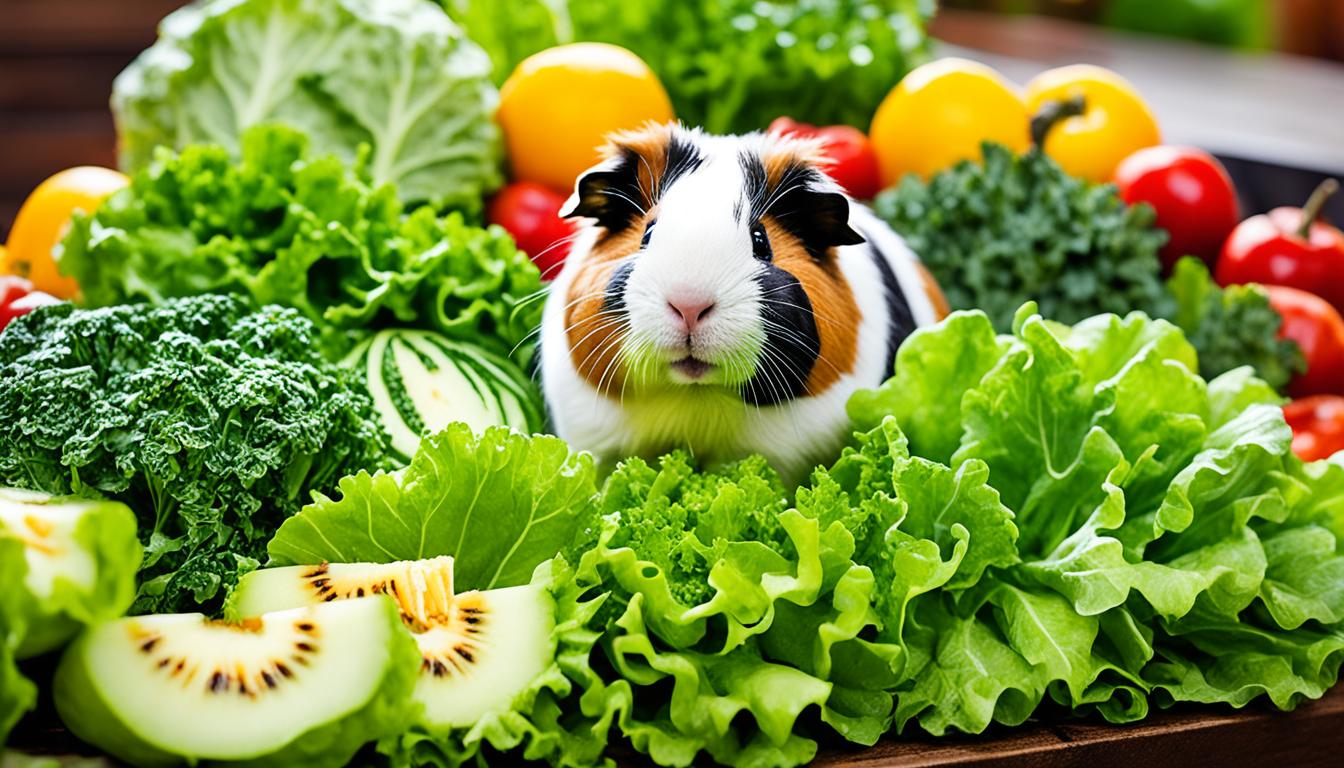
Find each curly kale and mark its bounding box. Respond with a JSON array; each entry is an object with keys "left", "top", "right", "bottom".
[
  {"left": 874, "top": 142, "right": 1302, "bottom": 390},
  {"left": 596, "top": 452, "right": 791, "bottom": 608},
  {"left": 0, "top": 295, "right": 389, "bottom": 614}
]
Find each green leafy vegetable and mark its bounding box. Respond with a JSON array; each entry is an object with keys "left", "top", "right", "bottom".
[
  {"left": 59, "top": 126, "right": 542, "bottom": 360},
  {"left": 444, "top": 0, "right": 932, "bottom": 134},
  {"left": 840, "top": 303, "right": 1344, "bottom": 735},
  {"left": 1167, "top": 257, "right": 1303, "bottom": 390},
  {"left": 113, "top": 0, "right": 503, "bottom": 211},
  {"left": 873, "top": 143, "right": 1301, "bottom": 389},
  {"left": 0, "top": 536, "right": 37, "bottom": 744},
  {"left": 0, "top": 296, "right": 387, "bottom": 614},
  {"left": 268, "top": 423, "right": 598, "bottom": 591}
]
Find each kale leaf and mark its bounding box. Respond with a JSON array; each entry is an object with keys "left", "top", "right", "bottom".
[
  {"left": 0, "top": 296, "right": 389, "bottom": 614},
  {"left": 874, "top": 142, "right": 1302, "bottom": 390}
]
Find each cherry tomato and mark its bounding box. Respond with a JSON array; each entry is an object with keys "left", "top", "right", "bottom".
[
  {"left": 1217, "top": 179, "right": 1344, "bottom": 315},
  {"left": 1264, "top": 284, "right": 1344, "bottom": 398},
  {"left": 487, "top": 182, "right": 578, "bottom": 280},
  {"left": 0, "top": 275, "right": 60, "bottom": 332},
  {"left": 1113, "top": 145, "right": 1239, "bottom": 271},
  {"left": 768, "top": 117, "right": 883, "bottom": 200},
  {"left": 1283, "top": 395, "right": 1344, "bottom": 462}
]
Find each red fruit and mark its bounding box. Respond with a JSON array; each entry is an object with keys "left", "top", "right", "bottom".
[
  {"left": 768, "top": 117, "right": 883, "bottom": 200},
  {"left": 1217, "top": 179, "right": 1344, "bottom": 315},
  {"left": 487, "top": 182, "right": 578, "bottom": 280},
  {"left": 1283, "top": 395, "right": 1344, "bottom": 462},
  {"left": 1113, "top": 145, "right": 1239, "bottom": 271},
  {"left": 1264, "top": 284, "right": 1344, "bottom": 398},
  {"left": 0, "top": 275, "right": 59, "bottom": 331}
]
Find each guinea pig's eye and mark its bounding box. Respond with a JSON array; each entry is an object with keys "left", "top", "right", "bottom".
[
  {"left": 750, "top": 222, "right": 772, "bottom": 262},
  {"left": 640, "top": 219, "right": 656, "bottom": 248}
]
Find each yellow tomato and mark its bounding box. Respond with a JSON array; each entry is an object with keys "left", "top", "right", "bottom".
[
  {"left": 498, "top": 43, "right": 675, "bottom": 193},
  {"left": 4, "top": 166, "right": 128, "bottom": 298},
  {"left": 869, "top": 57, "right": 1029, "bottom": 185},
  {"left": 1024, "top": 64, "right": 1161, "bottom": 183}
]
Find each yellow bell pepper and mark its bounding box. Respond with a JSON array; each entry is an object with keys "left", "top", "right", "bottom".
[
  {"left": 3, "top": 166, "right": 129, "bottom": 299},
  {"left": 1024, "top": 64, "right": 1161, "bottom": 183},
  {"left": 869, "top": 57, "right": 1029, "bottom": 185}
]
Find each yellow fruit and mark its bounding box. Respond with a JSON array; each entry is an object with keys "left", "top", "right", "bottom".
[
  {"left": 869, "top": 57, "right": 1029, "bottom": 185},
  {"left": 4, "top": 166, "right": 129, "bottom": 299},
  {"left": 498, "top": 43, "right": 675, "bottom": 193},
  {"left": 1025, "top": 64, "right": 1161, "bottom": 183}
]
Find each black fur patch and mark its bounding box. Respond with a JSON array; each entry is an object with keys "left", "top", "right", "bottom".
[
  {"left": 565, "top": 133, "right": 704, "bottom": 233},
  {"left": 738, "top": 150, "right": 865, "bottom": 259},
  {"left": 742, "top": 267, "right": 820, "bottom": 406},
  {"left": 603, "top": 261, "right": 636, "bottom": 314},
  {"left": 866, "top": 237, "right": 917, "bottom": 378}
]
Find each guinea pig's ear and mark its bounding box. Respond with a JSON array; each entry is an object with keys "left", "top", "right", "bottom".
[
  {"left": 559, "top": 159, "right": 638, "bottom": 230},
  {"left": 769, "top": 174, "right": 866, "bottom": 255}
]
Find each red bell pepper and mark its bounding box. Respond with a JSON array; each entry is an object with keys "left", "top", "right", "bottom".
[
  {"left": 1264, "top": 284, "right": 1344, "bottom": 398},
  {"left": 1284, "top": 395, "right": 1344, "bottom": 462},
  {"left": 1217, "top": 178, "right": 1344, "bottom": 314}
]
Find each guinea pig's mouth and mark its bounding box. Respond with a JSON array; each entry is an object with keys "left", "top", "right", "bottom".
[{"left": 669, "top": 356, "right": 713, "bottom": 382}]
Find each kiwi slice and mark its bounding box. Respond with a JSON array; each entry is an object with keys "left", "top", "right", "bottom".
[
  {"left": 230, "top": 558, "right": 554, "bottom": 731},
  {"left": 53, "top": 597, "right": 421, "bottom": 767}
]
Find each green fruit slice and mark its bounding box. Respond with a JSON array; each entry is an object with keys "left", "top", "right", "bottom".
[
  {"left": 0, "top": 487, "right": 140, "bottom": 658},
  {"left": 54, "top": 597, "right": 420, "bottom": 768},
  {"left": 229, "top": 558, "right": 554, "bottom": 732}
]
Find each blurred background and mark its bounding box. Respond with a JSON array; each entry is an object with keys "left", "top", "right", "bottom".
[{"left": 2, "top": 0, "right": 1342, "bottom": 236}]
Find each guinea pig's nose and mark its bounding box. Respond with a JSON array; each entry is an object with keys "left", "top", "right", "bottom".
[{"left": 667, "top": 297, "right": 716, "bottom": 333}]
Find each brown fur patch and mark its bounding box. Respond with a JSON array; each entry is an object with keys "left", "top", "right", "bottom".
[
  {"left": 917, "top": 262, "right": 951, "bottom": 320},
  {"left": 565, "top": 225, "right": 646, "bottom": 396},
  {"left": 761, "top": 218, "right": 860, "bottom": 396},
  {"left": 761, "top": 135, "right": 830, "bottom": 189}
]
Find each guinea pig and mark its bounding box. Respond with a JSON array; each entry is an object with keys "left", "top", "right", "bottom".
[{"left": 540, "top": 122, "right": 948, "bottom": 481}]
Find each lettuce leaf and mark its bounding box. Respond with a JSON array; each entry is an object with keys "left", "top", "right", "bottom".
[
  {"left": 268, "top": 424, "right": 598, "bottom": 591},
  {"left": 0, "top": 536, "right": 37, "bottom": 744},
  {"left": 113, "top": 0, "right": 502, "bottom": 212},
  {"left": 60, "top": 125, "right": 541, "bottom": 361},
  {"left": 840, "top": 303, "right": 1344, "bottom": 737}
]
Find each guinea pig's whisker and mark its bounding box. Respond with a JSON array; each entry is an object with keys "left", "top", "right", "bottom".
[
  {"left": 759, "top": 181, "right": 809, "bottom": 216},
  {"left": 591, "top": 329, "right": 631, "bottom": 406},
  {"left": 571, "top": 318, "right": 631, "bottom": 377},
  {"left": 600, "top": 189, "right": 648, "bottom": 217},
  {"left": 756, "top": 297, "right": 847, "bottom": 331}
]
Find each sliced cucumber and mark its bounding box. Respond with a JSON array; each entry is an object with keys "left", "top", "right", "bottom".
[
  {"left": 0, "top": 487, "right": 140, "bottom": 658},
  {"left": 229, "top": 557, "right": 555, "bottom": 733},
  {"left": 54, "top": 597, "right": 420, "bottom": 767}
]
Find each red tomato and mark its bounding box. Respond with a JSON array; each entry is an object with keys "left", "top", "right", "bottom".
[
  {"left": 1217, "top": 179, "right": 1344, "bottom": 314},
  {"left": 0, "top": 275, "right": 59, "bottom": 332},
  {"left": 1264, "top": 284, "right": 1344, "bottom": 397},
  {"left": 768, "top": 117, "right": 883, "bottom": 200},
  {"left": 1113, "top": 145, "right": 1239, "bottom": 272},
  {"left": 1283, "top": 395, "right": 1344, "bottom": 462},
  {"left": 487, "top": 182, "right": 578, "bottom": 280}
]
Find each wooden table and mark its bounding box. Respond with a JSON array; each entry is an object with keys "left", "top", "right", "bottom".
[{"left": 814, "top": 684, "right": 1344, "bottom": 767}]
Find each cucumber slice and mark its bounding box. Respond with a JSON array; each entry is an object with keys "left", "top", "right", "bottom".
[
  {"left": 53, "top": 597, "right": 420, "bottom": 768},
  {"left": 228, "top": 558, "right": 554, "bottom": 732},
  {"left": 0, "top": 487, "right": 140, "bottom": 659}
]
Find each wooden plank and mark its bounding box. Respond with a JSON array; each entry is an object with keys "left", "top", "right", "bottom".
[
  {"left": 929, "top": 9, "right": 1344, "bottom": 177},
  {"left": 813, "top": 684, "right": 1344, "bottom": 767},
  {"left": 0, "top": 0, "right": 180, "bottom": 53}
]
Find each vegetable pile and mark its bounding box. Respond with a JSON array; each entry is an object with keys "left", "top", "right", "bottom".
[{"left": 2, "top": 0, "right": 1343, "bottom": 764}]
